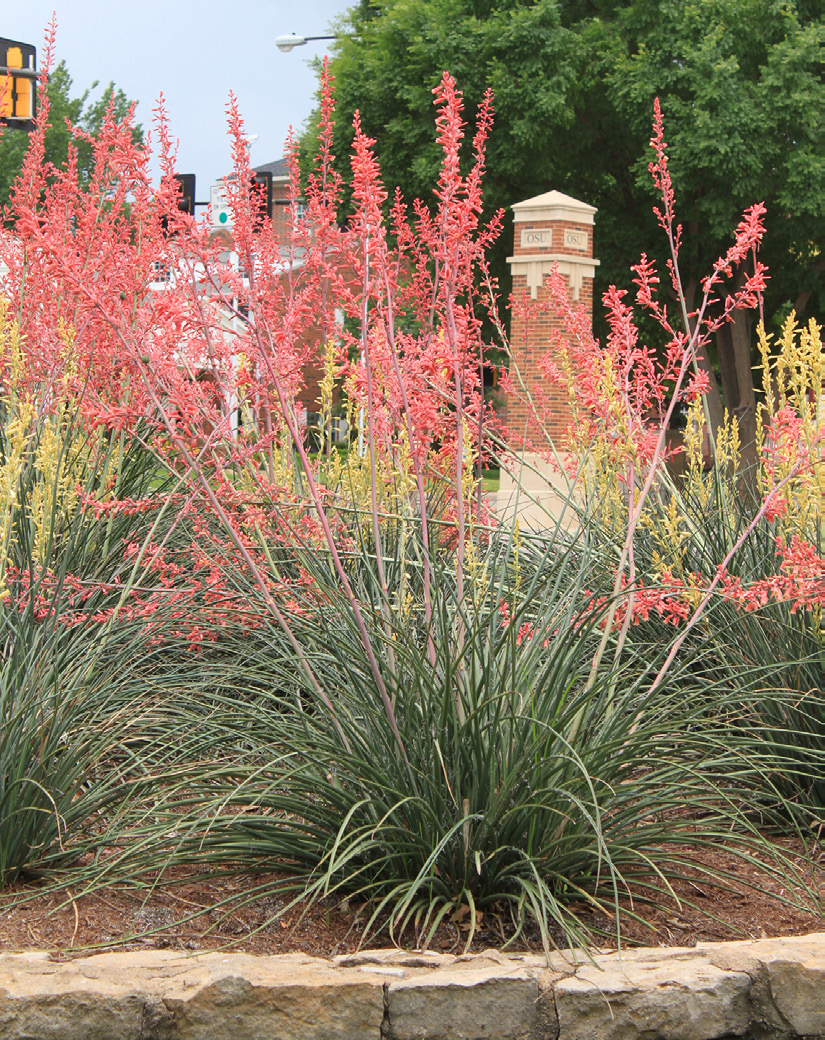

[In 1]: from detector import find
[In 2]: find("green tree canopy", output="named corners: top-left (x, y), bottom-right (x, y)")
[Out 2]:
top-left (0, 60), bottom-right (141, 208)
top-left (304, 0), bottom-right (823, 457)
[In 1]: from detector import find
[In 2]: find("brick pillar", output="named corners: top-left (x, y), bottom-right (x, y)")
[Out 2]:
top-left (506, 190), bottom-right (598, 444)
top-left (497, 191), bottom-right (599, 527)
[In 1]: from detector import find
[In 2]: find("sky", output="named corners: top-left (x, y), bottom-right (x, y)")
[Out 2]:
top-left (4, 0), bottom-right (351, 195)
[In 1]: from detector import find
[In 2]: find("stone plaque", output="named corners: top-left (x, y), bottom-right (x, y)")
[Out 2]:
top-left (563, 228), bottom-right (587, 251)
top-left (520, 228), bottom-right (553, 248)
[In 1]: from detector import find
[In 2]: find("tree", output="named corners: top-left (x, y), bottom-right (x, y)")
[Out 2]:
top-left (0, 60), bottom-right (141, 209)
top-left (304, 0), bottom-right (824, 465)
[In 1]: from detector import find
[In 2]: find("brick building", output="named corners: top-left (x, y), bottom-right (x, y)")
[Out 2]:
top-left (206, 158), bottom-right (345, 439)
top-left (250, 158), bottom-right (295, 245)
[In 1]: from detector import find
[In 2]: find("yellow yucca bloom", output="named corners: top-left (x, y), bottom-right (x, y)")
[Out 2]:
top-left (756, 315), bottom-right (823, 542)
top-left (318, 338), bottom-right (338, 439)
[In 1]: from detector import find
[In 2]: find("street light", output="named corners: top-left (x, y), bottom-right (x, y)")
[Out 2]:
top-left (275, 34), bottom-right (337, 53)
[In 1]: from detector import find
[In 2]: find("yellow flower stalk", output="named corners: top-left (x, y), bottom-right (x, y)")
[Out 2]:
top-left (756, 315), bottom-right (823, 542)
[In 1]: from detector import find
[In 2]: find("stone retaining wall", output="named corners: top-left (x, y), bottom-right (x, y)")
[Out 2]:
top-left (0, 933), bottom-right (821, 1040)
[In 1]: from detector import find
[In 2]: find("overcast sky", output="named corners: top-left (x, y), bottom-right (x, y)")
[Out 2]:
top-left (4, 1), bottom-right (350, 195)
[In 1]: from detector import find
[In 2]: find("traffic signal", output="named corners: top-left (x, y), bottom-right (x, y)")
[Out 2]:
top-left (173, 173), bottom-right (196, 216)
top-left (0, 38), bottom-right (36, 131)
top-left (249, 171), bottom-right (272, 230)
top-left (160, 173), bottom-right (196, 235)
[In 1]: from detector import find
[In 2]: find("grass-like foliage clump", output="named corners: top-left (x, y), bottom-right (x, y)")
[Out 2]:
top-left (140, 520), bottom-right (817, 951)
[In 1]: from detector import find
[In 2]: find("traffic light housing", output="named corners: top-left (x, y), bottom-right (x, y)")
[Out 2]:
top-left (173, 173), bottom-right (196, 216)
top-left (250, 171), bottom-right (272, 230)
top-left (161, 173), bottom-right (196, 235)
top-left (0, 38), bottom-right (37, 131)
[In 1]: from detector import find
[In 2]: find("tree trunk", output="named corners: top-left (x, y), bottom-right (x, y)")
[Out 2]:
top-left (682, 274), bottom-right (724, 460)
top-left (695, 339), bottom-right (725, 446)
top-left (794, 256), bottom-right (825, 317)
top-left (715, 304), bottom-right (758, 492)
top-left (683, 255), bottom-right (758, 493)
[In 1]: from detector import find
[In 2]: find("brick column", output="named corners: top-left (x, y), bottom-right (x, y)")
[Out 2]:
top-left (497, 191), bottom-right (599, 527)
top-left (506, 190), bottom-right (598, 444)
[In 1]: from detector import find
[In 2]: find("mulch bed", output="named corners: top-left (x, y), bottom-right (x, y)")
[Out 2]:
top-left (1, 836), bottom-right (821, 959)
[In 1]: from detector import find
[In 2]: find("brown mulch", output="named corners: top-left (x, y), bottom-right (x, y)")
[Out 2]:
top-left (0, 837), bottom-right (821, 960)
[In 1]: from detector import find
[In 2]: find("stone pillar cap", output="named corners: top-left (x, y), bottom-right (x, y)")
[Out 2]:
top-left (512, 190), bottom-right (597, 225)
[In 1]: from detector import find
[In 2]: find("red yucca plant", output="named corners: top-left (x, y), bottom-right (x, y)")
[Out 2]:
top-left (0, 29), bottom-right (820, 945)
top-left (503, 98), bottom-right (823, 672)
top-left (1, 38), bottom-right (506, 734)
top-left (496, 98), bottom-right (822, 823)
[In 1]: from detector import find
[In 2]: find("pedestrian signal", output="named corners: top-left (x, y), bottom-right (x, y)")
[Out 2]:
top-left (0, 38), bottom-right (36, 131)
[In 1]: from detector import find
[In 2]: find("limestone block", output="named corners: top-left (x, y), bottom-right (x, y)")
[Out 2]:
top-left (0, 953), bottom-right (143, 1040)
top-left (386, 966), bottom-right (546, 1040)
top-left (0, 996), bottom-right (145, 1040)
top-left (0, 950), bottom-right (385, 1040)
top-left (165, 967), bottom-right (384, 1040)
top-left (699, 932), bottom-right (825, 1038)
top-left (553, 948), bottom-right (753, 1040)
